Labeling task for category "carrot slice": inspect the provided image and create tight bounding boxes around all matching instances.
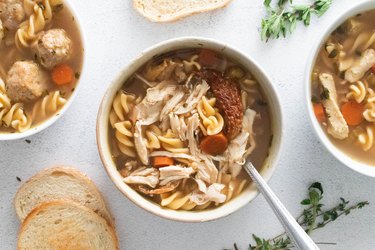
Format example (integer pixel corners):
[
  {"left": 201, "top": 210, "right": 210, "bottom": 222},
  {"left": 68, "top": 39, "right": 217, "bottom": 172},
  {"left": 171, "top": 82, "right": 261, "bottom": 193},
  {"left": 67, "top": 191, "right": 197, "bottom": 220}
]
[
  {"left": 199, "top": 49, "right": 218, "bottom": 67},
  {"left": 152, "top": 156, "right": 174, "bottom": 168},
  {"left": 313, "top": 103, "right": 326, "bottom": 123},
  {"left": 200, "top": 132, "right": 228, "bottom": 155},
  {"left": 52, "top": 64, "right": 74, "bottom": 85},
  {"left": 341, "top": 101, "right": 365, "bottom": 126}
]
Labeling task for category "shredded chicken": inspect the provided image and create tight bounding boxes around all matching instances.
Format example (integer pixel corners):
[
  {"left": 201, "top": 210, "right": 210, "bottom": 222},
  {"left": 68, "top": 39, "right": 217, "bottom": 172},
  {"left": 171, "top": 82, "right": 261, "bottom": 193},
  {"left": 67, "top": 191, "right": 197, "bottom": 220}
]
[
  {"left": 134, "top": 121, "right": 149, "bottom": 165},
  {"left": 133, "top": 80, "right": 176, "bottom": 125},
  {"left": 124, "top": 167, "right": 159, "bottom": 188},
  {"left": 187, "top": 114, "right": 218, "bottom": 184},
  {"left": 227, "top": 132, "right": 250, "bottom": 178},
  {"left": 160, "top": 90, "right": 185, "bottom": 131},
  {"left": 174, "top": 80, "right": 210, "bottom": 115},
  {"left": 189, "top": 179, "right": 226, "bottom": 205},
  {"left": 345, "top": 49, "right": 375, "bottom": 83},
  {"left": 169, "top": 113, "right": 188, "bottom": 141},
  {"left": 319, "top": 73, "right": 349, "bottom": 139},
  {"left": 159, "top": 165, "right": 194, "bottom": 186},
  {"left": 242, "top": 109, "right": 257, "bottom": 156}
]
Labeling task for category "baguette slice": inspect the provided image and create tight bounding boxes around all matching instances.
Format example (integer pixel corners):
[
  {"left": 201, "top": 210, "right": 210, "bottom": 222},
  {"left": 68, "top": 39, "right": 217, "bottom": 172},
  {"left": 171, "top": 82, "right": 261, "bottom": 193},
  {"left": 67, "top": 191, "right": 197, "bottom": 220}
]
[
  {"left": 14, "top": 166, "right": 113, "bottom": 225},
  {"left": 133, "top": 0, "right": 233, "bottom": 22},
  {"left": 18, "top": 201, "right": 118, "bottom": 250}
]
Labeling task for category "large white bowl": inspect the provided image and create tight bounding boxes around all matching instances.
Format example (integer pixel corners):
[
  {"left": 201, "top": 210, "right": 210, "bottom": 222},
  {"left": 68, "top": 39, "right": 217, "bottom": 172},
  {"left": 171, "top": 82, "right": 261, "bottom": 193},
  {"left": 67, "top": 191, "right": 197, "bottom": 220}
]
[
  {"left": 0, "top": 0, "right": 86, "bottom": 141},
  {"left": 305, "top": 1, "right": 375, "bottom": 177},
  {"left": 97, "top": 37, "right": 283, "bottom": 222}
]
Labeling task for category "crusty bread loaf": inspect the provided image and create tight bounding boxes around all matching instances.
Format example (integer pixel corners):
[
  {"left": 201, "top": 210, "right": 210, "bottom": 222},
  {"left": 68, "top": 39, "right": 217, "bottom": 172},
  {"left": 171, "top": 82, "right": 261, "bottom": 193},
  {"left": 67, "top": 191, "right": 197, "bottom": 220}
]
[
  {"left": 14, "top": 166, "right": 113, "bottom": 225},
  {"left": 133, "top": 0, "right": 233, "bottom": 22},
  {"left": 18, "top": 201, "right": 118, "bottom": 250}
]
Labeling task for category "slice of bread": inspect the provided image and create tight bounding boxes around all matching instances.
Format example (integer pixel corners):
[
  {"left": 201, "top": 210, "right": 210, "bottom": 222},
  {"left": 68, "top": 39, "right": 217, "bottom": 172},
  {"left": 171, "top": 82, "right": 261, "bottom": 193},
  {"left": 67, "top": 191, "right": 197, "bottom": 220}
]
[
  {"left": 133, "top": 0, "right": 233, "bottom": 22},
  {"left": 14, "top": 166, "right": 113, "bottom": 225},
  {"left": 18, "top": 201, "right": 118, "bottom": 250}
]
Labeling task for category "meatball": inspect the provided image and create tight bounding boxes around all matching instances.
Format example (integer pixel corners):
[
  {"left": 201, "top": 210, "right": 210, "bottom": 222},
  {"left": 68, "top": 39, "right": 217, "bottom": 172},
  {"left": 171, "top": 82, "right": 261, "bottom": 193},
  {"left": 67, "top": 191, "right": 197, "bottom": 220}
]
[
  {"left": 32, "top": 29, "right": 73, "bottom": 69},
  {"left": 0, "top": 0, "right": 25, "bottom": 30},
  {"left": 6, "top": 61, "right": 47, "bottom": 102}
]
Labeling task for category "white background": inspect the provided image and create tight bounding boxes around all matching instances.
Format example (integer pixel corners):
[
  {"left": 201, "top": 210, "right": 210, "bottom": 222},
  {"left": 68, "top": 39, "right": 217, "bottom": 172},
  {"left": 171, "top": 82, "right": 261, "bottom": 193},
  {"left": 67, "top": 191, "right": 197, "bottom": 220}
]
[{"left": 1, "top": 0, "right": 375, "bottom": 249}]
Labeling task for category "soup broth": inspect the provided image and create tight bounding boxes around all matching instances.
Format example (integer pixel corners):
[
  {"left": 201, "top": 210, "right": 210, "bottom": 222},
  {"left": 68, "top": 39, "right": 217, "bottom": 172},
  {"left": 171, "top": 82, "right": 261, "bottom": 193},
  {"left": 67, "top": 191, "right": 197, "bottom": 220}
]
[
  {"left": 108, "top": 48, "right": 272, "bottom": 211},
  {"left": 311, "top": 10, "right": 375, "bottom": 165},
  {"left": 0, "top": 0, "right": 83, "bottom": 133}
]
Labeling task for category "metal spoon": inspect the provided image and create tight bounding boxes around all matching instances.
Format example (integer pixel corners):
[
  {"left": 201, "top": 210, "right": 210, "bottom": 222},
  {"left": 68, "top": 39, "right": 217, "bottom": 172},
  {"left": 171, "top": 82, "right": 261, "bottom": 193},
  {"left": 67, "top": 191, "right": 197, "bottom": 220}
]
[{"left": 243, "top": 160, "right": 320, "bottom": 250}]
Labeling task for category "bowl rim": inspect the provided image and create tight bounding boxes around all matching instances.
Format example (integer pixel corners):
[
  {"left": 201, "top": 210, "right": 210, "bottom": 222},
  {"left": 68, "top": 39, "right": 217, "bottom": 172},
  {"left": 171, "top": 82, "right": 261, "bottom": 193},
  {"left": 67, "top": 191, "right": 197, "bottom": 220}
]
[
  {"left": 97, "top": 36, "right": 284, "bottom": 222},
  {"left": 0, "top": 0, "right": 87, "bottom": 141},
  {"left": 304, "top": 1, "right": 375, "bottom": 177}
]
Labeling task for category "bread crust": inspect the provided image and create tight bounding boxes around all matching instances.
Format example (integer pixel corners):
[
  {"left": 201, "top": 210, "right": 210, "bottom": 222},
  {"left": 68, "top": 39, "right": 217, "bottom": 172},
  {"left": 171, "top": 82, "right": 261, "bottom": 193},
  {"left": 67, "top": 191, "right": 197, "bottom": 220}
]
[
  {"left": 18, "top": 201, "right": 119, "bottom": 250},
  {"left": 133, "top": 0, "right": 233, "bottom": 22},
  {"left": 14, "top": 166, "right": 114, "bottom": 226}
]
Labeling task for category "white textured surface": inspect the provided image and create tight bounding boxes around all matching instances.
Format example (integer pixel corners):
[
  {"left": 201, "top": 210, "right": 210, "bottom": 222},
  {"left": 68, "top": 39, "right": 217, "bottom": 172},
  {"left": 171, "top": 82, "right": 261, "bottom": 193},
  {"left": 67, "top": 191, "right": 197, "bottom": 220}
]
[{"left": 1, "top": 0, "right": 374, "bottom": 249}]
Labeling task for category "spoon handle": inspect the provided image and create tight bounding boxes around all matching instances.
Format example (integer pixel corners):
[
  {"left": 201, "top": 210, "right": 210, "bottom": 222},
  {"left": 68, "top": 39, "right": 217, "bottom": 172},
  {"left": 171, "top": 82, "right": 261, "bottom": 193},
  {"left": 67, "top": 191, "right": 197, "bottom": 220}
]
[{"left": 243, "top": 161, "right": 320, "bottom": 250}]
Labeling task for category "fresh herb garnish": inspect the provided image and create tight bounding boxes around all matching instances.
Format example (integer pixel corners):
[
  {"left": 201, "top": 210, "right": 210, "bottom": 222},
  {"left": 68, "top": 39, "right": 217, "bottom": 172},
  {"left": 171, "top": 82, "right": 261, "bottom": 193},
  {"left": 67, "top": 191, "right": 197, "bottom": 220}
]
[
  {"left": 226, "top": 182, "right": 369, "bottom": 250},
  {"left": 16, "top": 176, "right": 21, "bottom": 182},
  {"left": 261, "top": 0, "right": 333, "bottom": 41},
  {"left": 311, "top": 95, "right": 320, "bottom": 103}
]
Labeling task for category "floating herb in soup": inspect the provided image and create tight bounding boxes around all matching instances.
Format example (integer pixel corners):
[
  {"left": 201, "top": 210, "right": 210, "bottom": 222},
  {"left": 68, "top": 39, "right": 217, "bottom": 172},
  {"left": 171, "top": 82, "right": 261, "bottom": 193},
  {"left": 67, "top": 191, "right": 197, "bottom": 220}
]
[
  {"left": 108, "top": 48, "right": 273, "bottom": 211},
  {"left": 0, "top": 0, "right": 83, "bottom": 133},
  {"left": 311, "top": 10, "right": 375, "bottom": 165}
]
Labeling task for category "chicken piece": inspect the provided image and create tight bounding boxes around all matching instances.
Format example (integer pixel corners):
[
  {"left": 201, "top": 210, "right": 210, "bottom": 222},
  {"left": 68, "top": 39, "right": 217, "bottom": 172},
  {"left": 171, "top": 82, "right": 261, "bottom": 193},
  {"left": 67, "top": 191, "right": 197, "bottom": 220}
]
[
  {"left": 174, "top": 80, "right": 210, "bottom": 115},
  {"left": 242, "top": 108, "right": 257, "bottom": 156},
  {"left": 32, "top": 29, "right": 73, "bottom": 69},
  {"left": 345, "top": 49, "right": 375, "bottom": 83},
  {"left": 319, "top": 73, "right": 349, "bottom": 139},
  {"left": 186, "top": 114, "right": 218, "bottom": 184},
  {"left": 227, "top": 132, "right": 249, "bottom": 178},
  {"left": 135, "top": 180, "right": 180, "bottom": 195},
  {"left": 134, "top": 121, "right": 149, "bottom": 165},
  {"left": 150, "top": 150, "right": 196, "bottom": 161},
  {"left": 159, "top": 165, "right": 194, "bottom": 186},
  {"left": 6, "top": 61, "right": 47, "bottom": 102},
  {"left": 189, "top": 179, "right": 226, "bottom": 205},
  {"left": 0, "top": 0, "right": 25, "bottom": 30},
  {"left": 159, "top": 89, "right": 185, "bottom": 130},
  {"left": 169, "top": 113, "right": 188, "bottom": 141},
  {"left": 133, "top": 81, "right": 176, "bottom": 125},
  {"left": 197, "top": 70, "right": 243, "bottom": 139},
  {"left": 123, "top": 167, "right": 159, "bottom": 188}
]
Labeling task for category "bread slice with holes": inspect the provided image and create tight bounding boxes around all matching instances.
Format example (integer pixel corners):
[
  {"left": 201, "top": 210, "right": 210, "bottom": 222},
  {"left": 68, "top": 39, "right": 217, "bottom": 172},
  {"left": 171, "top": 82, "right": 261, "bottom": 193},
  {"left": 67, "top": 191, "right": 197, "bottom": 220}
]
[
  {"left": 18, "top": 201, "right": 118, "bottom": 250},
  {"left": 14, "top": 166, "right": 113, "bottom": 225},
  {"left": 133, "top": 0, "right": 233, "bottom": 22}
]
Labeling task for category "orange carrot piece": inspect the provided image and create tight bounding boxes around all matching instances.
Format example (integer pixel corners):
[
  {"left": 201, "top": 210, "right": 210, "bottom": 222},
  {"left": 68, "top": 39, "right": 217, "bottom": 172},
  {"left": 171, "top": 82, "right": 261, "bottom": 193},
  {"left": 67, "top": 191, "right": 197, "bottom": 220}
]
[
  {"left": 313, "top": 103, "right": 326, "bottom": 123},
  {"left": 52, "top": 64, "right": 74, "bottom": 85},
  {"left": 152, "top": 156, "right": 174, "bottom": 168},
  {"left": 199, "top": 49, "right": 218, "bottom": 67},
  {"left": 341, "top": 101, "right": 365, "bottom": 126},
  {"left": 200, "top": 133, "right": 228, "bottom": 156}
]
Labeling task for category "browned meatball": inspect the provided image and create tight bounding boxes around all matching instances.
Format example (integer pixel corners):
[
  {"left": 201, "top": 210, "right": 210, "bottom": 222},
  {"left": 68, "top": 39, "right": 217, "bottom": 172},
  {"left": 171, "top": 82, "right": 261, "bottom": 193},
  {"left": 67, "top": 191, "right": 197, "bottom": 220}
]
[
  {"left": 6, "top": 61, "right": 47, "bottom": 102},
  {"left": 32, "top": 29, "right": 73, "bottom": 69},
  {"left": 0, "top": 0, "right": 25, "bottom": 30}
]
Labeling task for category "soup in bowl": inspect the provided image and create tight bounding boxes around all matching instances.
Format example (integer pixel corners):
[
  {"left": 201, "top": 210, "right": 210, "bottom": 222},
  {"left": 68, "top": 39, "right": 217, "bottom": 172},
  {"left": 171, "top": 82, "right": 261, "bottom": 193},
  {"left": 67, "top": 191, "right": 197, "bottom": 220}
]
[
  {"left": 0, "top": 0, "right": 84, "bottom": 140},
  {"left": 306, "top": 2, "right": 375, "bottom": 177},
  {"left": 97, "top": 37, "right": 283, "bottom": 222}
]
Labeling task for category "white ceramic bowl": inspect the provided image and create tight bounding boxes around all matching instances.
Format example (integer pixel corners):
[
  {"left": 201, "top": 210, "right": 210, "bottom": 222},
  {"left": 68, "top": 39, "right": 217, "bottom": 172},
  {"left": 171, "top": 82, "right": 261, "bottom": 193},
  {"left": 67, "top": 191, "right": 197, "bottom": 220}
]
[
  {"left": 0, "top": 0, "right": 86, "bottom": 141},
  {"left": 305, "top": 1, "right": 375, "bottom": 177},
  {"left": 97, "top": 37, "right": 283, "bottom": 222}
]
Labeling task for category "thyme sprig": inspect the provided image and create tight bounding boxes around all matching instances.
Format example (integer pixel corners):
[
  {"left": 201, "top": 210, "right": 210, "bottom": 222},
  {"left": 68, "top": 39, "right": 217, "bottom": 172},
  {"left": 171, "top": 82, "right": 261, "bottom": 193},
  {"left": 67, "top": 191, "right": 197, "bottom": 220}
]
[
  {"left": 226, "top": 182, "right": 369, "bottom": 250},
  {"left": 261, "top": 0, "right": 333, "bottom": 41}
]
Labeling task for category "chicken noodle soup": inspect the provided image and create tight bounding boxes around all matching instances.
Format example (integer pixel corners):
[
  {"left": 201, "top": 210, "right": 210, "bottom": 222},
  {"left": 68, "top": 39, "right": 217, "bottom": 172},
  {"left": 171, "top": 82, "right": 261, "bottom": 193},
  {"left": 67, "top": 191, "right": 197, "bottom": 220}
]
[
  {"left": 0, "top": 0, "right": 83, "bottom": 133},
  {"left": 109, "top": 48, "right": 272, "bottom": 211},
  {"left": 311, "top": 10, "right": 375, "bottom": 165}
]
